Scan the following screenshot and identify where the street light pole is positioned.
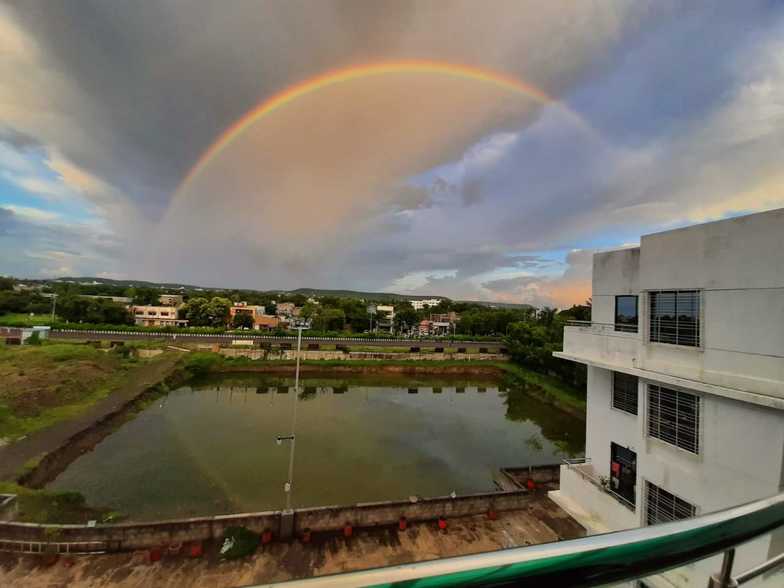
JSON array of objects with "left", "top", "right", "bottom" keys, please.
[
  {"left": 283, "top": 324, "right": 304, "bottom": 510},
  {"left": 50, "top": 293, "right": 57, "bottom": 323}
]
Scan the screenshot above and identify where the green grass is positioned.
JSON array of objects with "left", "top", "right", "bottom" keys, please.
[
  {"left": 0, "top": 342, "right": 170, "bottom": 441},
  {"left": 0, "top": 481, "right": 113, "bottom": 524},
  {"left": 0, "top": 313, "right": 57, "bottom": 327}
]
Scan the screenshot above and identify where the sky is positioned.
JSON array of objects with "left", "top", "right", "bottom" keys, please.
[{"left": 1, "top": 1, "right": 784, "bottom": 308}]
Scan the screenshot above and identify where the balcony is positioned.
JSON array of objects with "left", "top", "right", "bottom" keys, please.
[
  {"left": 548, "top": 458, "right": 639, "bottom": 535},
  {"left": 556, "top": 321, "right": 784, "bottom": 406}
]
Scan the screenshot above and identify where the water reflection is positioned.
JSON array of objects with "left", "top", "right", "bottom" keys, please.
[{"left": 49, "top": 373, "right": 584, "bottom": 520}]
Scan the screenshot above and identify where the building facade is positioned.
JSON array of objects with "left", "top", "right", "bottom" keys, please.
[
  {"left": 412, "top": 298, "right": 443, "bottom": 311},
  {"left": 158, "top": 294, "right": 184, "bottom": 307},
  {"left": 131, "top": 305, "right": 188, "bottom": 327},
  {"left": 548, "top": 209, "right": 784, "bottom": 586}
]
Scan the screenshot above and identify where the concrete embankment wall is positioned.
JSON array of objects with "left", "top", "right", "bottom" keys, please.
[
  {"left": 219, "top": 349, "right": 507, "bottom": 361},
  {"left": 0, "top": 490, "right": 531, "bottom": 552}
]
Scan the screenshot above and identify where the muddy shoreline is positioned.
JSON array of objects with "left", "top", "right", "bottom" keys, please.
[{"left": 219, "top": 363, "right": 507, "bottom": 375}]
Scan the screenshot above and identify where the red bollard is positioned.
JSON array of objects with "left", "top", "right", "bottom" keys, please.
[
  {"left": 302, "top": 528, "right": 312, "bottom": 544},
  {"left": 261, "top": 529, "right": 273, "bottom": 544},
  {"left": 148, "top": 547, "right": 162, "bottom": 563},
  {"left": 526, "top": 479, "right": 536, "bottom": 491},
  {"left": 438, "top": 517, "right": 447, "bottom": 531},
  {"left": 399, "top": 516, "right": 407, "bottom": 531},
  {"left": 189, "top": 542, "right": 204, "bottom": 558},
  {"left": 343, "top": 522, "right": 353, "bottom": 538},
  {"left": 487, "top": 509, "right": 497, "bottom": 521}
]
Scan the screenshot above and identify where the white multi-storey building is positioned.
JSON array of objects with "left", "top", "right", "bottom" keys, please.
[
  {"left": 548, "top": 208, "right": 784, "bottom": 586},
  {"left": 411, "top": 298, "right": 443, "bottom": 311}
]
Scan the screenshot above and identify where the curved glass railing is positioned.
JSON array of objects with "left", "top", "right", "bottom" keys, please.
[{"left": 261, "top": 491, "right": 784, "bottom": 587}]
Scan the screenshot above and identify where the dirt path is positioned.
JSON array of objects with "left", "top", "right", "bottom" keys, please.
[{"left": 0, "top": 353, "right": 184, "bottom": 483}]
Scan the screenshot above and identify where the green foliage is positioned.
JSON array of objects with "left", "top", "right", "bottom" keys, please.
[
  {"left": 184, "top": 352, "right": 223, "bottom": 377},
  {"left": 56, "top": 295, "right": 132, "bottom": 325},
  {"left": 231, "top": 312, "right": 255, "bottom": 329},
  {"left": 220, "top": 526, "right": 259, "bottom": 559},
  {"left": 129, "top": 287, "right": 161, "bottom": 305},
  {"left": 26, "top": 331, "right": 42, "bottom": 345},
  {"left": 182, "top": 296, "right": 232, "bottom": 327},
  {"left": 0, "top": 276, "right": 14, "bottom": 291}
]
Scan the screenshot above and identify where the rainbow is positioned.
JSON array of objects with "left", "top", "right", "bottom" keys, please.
[{"left": 176, "top": 60, "right": 557, "bottom": 194}]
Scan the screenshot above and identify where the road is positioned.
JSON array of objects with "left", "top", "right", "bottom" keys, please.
[{"left": 49, "top": 329, "right": 506, "bottom": 351}]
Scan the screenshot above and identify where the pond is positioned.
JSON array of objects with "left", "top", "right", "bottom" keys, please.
[{"left": 48, "top": 372, "right": 584, "bottom": 520}]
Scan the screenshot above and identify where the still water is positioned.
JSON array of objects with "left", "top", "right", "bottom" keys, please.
[{"left": 49, "top": 373, "right": 584, "bottom": 520}]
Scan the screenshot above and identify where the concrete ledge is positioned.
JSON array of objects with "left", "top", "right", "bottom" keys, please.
[{"left": 0, "top": 490, "right": 532, "bottom": 552}]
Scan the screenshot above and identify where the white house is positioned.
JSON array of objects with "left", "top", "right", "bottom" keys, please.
[
  {"left": 411, "top": 298, "right": 443, "bottom": 311},
  {"left": 548, "top": 208, "right": 784, "bottom": 586}
]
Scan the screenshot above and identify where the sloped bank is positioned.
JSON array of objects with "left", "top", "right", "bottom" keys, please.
[{"left": 14, "top": 360, "right": 190, "bottom": 491}]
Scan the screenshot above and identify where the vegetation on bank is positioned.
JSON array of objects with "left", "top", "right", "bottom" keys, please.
[
  {"left": 184, "top": 353, "right": 586, "bottom": 414},
  {"left": 0, "top": 342, "right": 169, "bottom": 441},
  {"left": 0, "top": 481, "right": 117, "bottom": 524}
]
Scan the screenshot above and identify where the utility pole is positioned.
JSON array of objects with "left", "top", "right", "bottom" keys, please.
[
  {"left": 50, "top": 293, "right": 57, "bottom": 323},
  {"left": 280, "top": 322, "right": 307, "bottom": 512}
]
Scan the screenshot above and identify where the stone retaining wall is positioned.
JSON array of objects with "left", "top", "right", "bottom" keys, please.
[
  {"left": 0, "top": 490, "right": 531, "bottom": 552},
  {"left": 219, "top": 349, "right": 507, "bottom": 361}
]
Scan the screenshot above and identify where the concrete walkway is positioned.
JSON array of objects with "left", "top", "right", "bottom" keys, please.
[
  {"left": 0, "top": 497, "right": 585, "bottom": 587},
  {"left": 0, "top": 353, "right": 183, "bottom": 482}
]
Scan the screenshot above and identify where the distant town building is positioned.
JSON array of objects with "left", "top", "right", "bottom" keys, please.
[
  {"left": 229, "top": 302, "right": 269, "bottom": 329},
  {"left": 411, "top": 298, "right": 443, "bottom": 310},
  {"left": 375, "top": 304, "right": 395, "bottom": 333},
  {"left": 158, "top": 294, "right": 184, "bottom": 307},
  {"left": 430, "top": 311, "right": 459, "bottom": 324},
  {"left": 276, "top": 302, "right": 297, "bottom": 317},
  {"left": 0, "top": 326, "right": 50, "bottom": 345},
  {"left": 131, "top": 305, "right": 187, "bottom": 327},
  {"left": 549, "top": 208, "right": 784, "bottom": 587}
]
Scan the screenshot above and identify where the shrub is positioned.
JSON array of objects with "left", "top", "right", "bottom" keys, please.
[
  {"left": 184, "top": 352, "right": 223, "bottom": 377},
  {"left": 219, "top": 526, "right": 259, "bottom": 559}
]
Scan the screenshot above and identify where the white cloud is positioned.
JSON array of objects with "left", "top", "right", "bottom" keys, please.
[{"left": 4, "top": 204, "right": 59, "bottom": 223}]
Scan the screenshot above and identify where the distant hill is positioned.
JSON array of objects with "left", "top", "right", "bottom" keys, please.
[{"left": 20, "top": 277, "right": 534, "bottom": 308}]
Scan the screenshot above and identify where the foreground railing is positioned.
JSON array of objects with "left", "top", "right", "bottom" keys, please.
[{"left": 262, "top": 492, "right": 784, "bottom": 588}]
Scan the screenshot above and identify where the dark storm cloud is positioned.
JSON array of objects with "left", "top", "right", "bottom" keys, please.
[{"left": 3, "top": 2, "right": 783, "bottom": 305}]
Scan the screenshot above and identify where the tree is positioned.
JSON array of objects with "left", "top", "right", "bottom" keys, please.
[
  {"left": 0, "top": 276, "right": 14, "bottom": 291},
  {"left": 130, "top": 287, "right": 160, "bottom": 305},
  {"left": 205, "top": 297, "right": 232, "bottom": 327},
  {"left": 393, "top": 301, "right": 418, "bottom": 333},
  {"left": 232, "top": 312, "right": 254, "bottom": 329},
  {"left": 182, "top": 296, "right": 231, "bottom": 327}
]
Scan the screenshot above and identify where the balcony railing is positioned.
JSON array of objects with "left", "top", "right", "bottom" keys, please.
[
  {"left": 565, "top": 320, "right": 639, "bottom": 335},
  {"left": 261, "top": 491, "right": 784, "bottom": 587},
  {"left": 562, "top": 457, "right": 636, "bottom": 512}
]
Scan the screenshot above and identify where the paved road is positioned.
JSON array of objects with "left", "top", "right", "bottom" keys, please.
[{"left": 50, "top": 329, "right": 506, "bottom": 350}]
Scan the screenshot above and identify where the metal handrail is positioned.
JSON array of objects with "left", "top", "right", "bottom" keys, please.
[{"left": 259, "top": 491, "right": 784, "bottom": 588}]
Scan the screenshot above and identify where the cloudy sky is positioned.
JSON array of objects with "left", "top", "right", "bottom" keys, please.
[{"left": 2, "top": 1, "right": 783, "bottom": 307}]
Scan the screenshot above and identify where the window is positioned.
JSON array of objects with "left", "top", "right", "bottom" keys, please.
[
  {"left": 645, "top": 481, "right": 696, "bottom": 525},
  {"left": 647, "top": 385, "right": 700, "bottom": 454},
  {"left": 615, "top": 295, "right": 638, "bottom": 333},
  {"left": 649, "top": 290, "right": 700, "bottom": 347},
  {"left": 612, "top": 372, "right": 638, "bottom": 415},
  {"left": 610, "top": 442, "right": 637, "bottom": 508}
]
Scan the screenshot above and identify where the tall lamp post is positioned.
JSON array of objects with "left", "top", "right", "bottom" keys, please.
[{"left": 276, "top": 319, "right": 309, "bottom": 512}]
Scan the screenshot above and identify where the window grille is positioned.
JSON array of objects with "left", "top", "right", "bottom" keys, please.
[
  {"left": 649, "top": 290, "right": 700, "bottom": 347},
  {"left": 612, "top": 372, "right": 638, "bottom": 415},
  {"left": 645, "top": 481, "right": 696, "bottom": 525},
  {"left": 647, "top": 385, "right": 699, "bottom": 454}
]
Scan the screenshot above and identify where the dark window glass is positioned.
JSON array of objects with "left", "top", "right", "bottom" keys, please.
[
  {"left": 612, "top": 372, "right": 638, "bottom": 415},
  {"left": 649, "top": 290, "right": 700, "bottom": 346},
  {"left": 610, "top": 442, "right": 637, "bottom": 508},
  {"left": 615, "top": 295, "right": 638, "bottom": 333}
]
